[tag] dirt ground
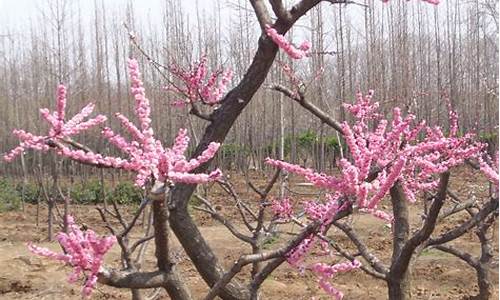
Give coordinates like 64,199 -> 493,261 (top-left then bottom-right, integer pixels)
0,167 -> 498,299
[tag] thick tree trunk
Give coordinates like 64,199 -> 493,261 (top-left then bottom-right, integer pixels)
168,3 -> 325,298
169,34 -> 279,300
131,289 -> 144,300
476,265 -> 492,300
388,183 -> 412,299
387,273 -> 412,300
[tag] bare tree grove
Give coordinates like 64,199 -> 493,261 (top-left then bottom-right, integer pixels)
0,0 -> 498,176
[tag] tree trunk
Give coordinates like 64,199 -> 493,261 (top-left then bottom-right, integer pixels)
476,264 -> 492,300
151,187 -> 192,300
387,273 -> 412,300
169,33 -> 280,300
168,4 -> 329,298
388,183 -> 412,299
131,289 -> 144,300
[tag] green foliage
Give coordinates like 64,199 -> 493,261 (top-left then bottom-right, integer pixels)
70,179 -> 107,204
188,195 -> 203,207
0,178 -> 21,212
325,136 -> 340,150
479,132 -> 498,143
15,182 -> 39,204
108,182 -> 143,205
221,143 -> 249,157
262,235 -> 280,250
297,130 -> 317,149
0,178 -> 144,207
263,131 -> 345,160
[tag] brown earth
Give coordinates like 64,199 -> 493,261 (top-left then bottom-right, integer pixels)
0,167 -> 498,299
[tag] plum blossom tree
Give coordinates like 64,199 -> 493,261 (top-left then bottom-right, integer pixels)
5,59 -> 222,188
4,0 -> 496,300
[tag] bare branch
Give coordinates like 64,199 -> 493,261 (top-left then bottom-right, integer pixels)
433,244 -> 479,267
271,84 -> 343,133
193,194 -> 254,244
427,197 -> 498,246
98,269 -> 169,289
438,198 -> 477,221
250,0 -> 273,30
333,221 -> 389,275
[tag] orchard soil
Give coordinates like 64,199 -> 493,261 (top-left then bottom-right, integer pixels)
0,167 -> 497,299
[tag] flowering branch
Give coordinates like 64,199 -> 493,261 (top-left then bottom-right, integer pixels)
5,59 -> 222,188
28,215 -> 116,297
166,55 -> 233,107
265,25 -> 311,59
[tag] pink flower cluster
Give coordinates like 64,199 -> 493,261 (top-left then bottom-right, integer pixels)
4,59 -> 222,187
100,59 -> 222,186
270,197 -> 293,220
266,89 -> 484,299
312,260 -> 361,300
166,55 -> 233,106
3,85 -> 107,162
267,90 -> 484,222
479,152 -> 499,187
28,215 -> 116,297
265,25 -> 311,60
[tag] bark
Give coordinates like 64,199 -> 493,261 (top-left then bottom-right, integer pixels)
387,173 -> 450,300
150,185 -> 192,300
387,182 -> 412,300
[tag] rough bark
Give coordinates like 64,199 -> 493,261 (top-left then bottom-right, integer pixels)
151,186 -> 192,300
387,182 -> 412,300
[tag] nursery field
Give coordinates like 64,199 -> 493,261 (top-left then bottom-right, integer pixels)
0,167 -> 497,300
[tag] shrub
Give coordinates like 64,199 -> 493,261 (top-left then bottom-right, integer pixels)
70,180 -> 107,204
15,181 -> 40,204
0,178 -> 21,211
108,182 -> 143,205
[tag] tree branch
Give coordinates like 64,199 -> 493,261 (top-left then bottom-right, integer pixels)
433,244 -> 479,267
271,84 -> 343,133
250,0 -> 273,30
333,221 -> 389,276
427,197 -> 498,246
391,172 -> 450,277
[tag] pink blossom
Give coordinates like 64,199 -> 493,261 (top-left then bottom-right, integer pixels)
286,235 -> 316,267
4,59 -> 223,188
4,85 -> 106,162
267,90 -> 483,213
271,197 -> 293,220
311,260 -> 361,300
265,25 -> 311,60
479,153 -> 499,187
28,215 -> 116,297
265,89 -> 482,298
166,55 -> 232,106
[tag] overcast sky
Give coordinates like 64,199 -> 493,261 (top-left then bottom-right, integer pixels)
0,0 -> 240,36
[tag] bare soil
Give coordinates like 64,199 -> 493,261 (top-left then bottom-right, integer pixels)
0,167 -> 498,299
